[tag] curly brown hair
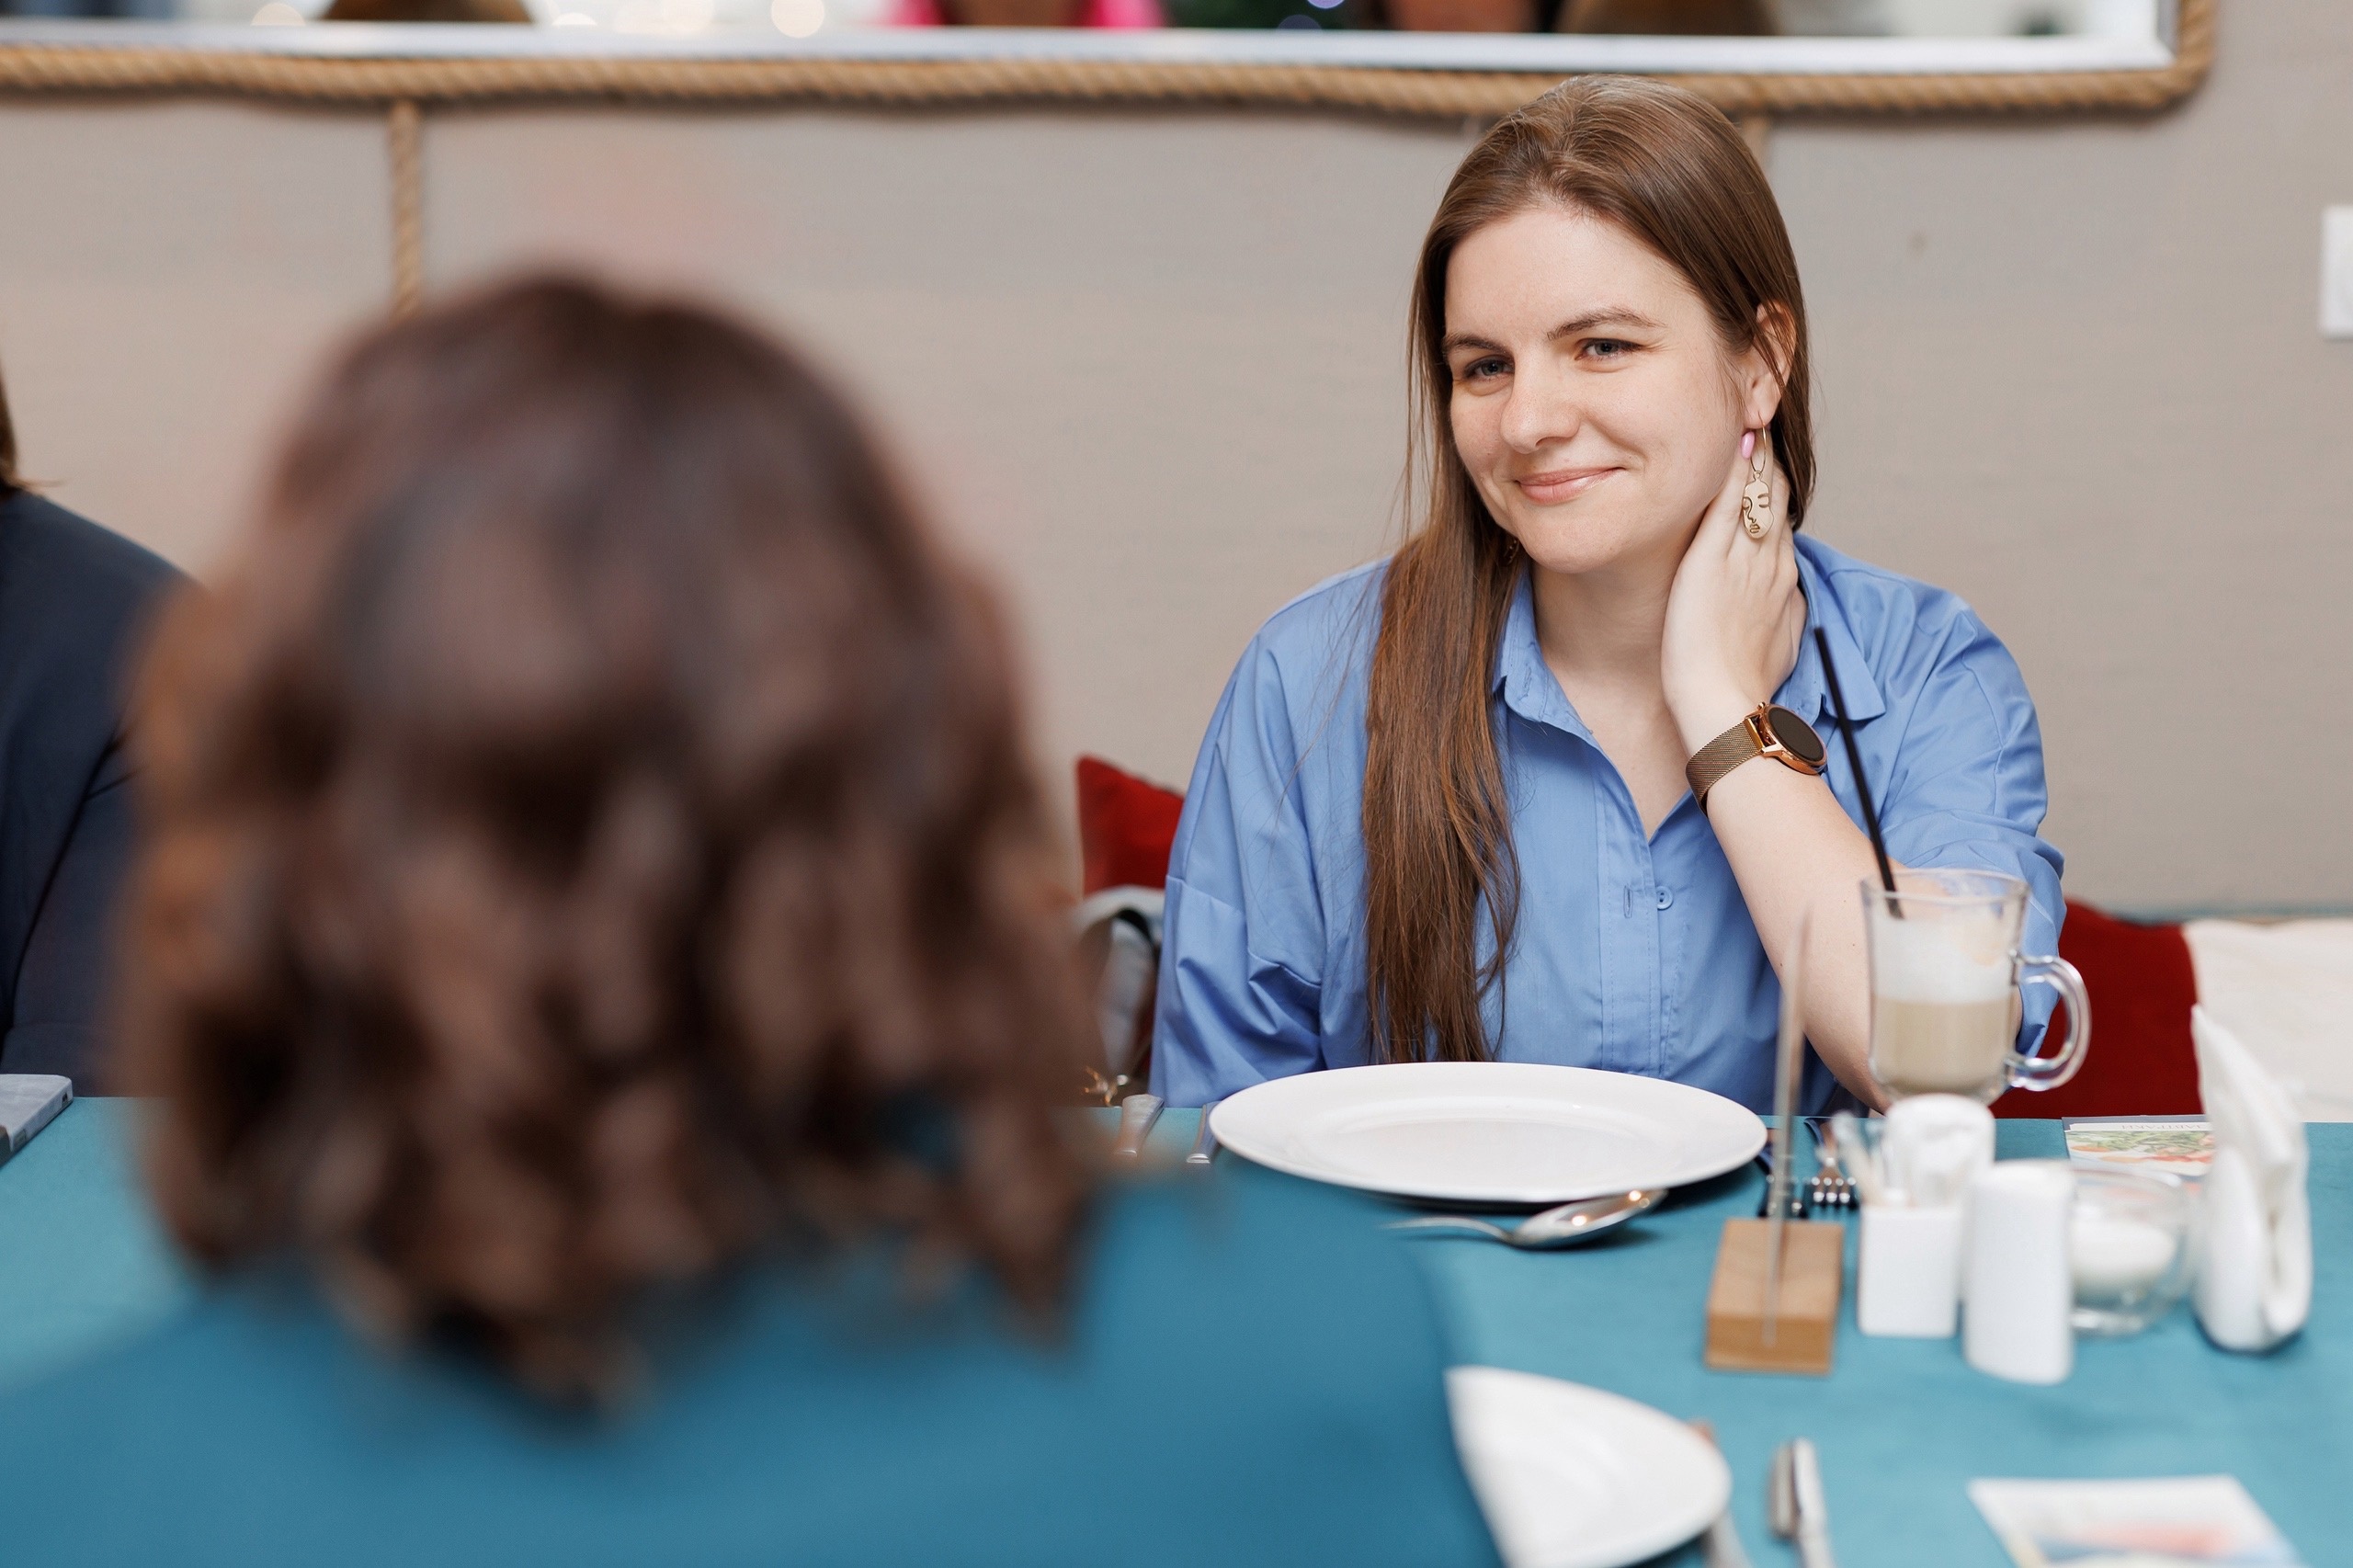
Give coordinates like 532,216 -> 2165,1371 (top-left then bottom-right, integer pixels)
124,278 -> 1096,1400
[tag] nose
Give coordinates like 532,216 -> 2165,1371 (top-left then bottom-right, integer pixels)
1496,358 -> 1581,455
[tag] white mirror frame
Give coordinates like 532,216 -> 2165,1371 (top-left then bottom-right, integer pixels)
0,0 -> 2207,115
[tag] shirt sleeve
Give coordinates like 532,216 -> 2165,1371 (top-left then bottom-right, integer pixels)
1150,636 -> 1330,1108
1874,610 -> 2068,1053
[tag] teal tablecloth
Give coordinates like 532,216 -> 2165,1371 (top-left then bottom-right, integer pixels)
5,1101 -> 2347,1565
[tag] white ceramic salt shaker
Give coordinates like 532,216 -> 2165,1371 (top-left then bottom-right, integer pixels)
1963,1161 -> 2075,1384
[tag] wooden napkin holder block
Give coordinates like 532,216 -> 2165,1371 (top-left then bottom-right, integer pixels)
1704,1219 -> 1845,1376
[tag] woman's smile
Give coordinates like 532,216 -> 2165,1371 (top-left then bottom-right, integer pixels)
1512,464 -> 1621,505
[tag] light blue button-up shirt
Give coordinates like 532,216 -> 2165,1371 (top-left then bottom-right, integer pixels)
1149,535 -> 2063,1114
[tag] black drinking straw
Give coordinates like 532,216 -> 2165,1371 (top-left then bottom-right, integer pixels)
1813,626 -> 1900,904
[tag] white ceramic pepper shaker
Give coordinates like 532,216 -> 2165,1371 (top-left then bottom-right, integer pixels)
1963,1161 -> 2076,1385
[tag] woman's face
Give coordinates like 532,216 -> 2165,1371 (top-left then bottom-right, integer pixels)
1442,203 -> 1782,580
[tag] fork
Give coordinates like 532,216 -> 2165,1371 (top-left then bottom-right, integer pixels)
1802,1118 -> 1855,1211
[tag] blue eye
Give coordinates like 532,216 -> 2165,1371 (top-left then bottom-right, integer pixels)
1585,339 -> 1633,359
1457,357 -> 1509,382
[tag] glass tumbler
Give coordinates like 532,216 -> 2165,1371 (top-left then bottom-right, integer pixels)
2070,1166 -> 2194,1335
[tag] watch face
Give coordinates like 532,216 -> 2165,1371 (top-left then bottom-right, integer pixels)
1766,706 -> 1827,767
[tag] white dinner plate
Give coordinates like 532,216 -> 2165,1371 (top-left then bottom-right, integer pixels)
1447,1367 -> 1731,1568
1208,1062 -> 1765,1205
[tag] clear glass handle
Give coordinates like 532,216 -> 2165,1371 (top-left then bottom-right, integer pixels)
2007,953 -> 2091,1092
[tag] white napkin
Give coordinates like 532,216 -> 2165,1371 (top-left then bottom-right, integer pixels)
0,1074 -> 70,1158
1882,1094 -> 1995,1206
2190,1006 -> 2312,1352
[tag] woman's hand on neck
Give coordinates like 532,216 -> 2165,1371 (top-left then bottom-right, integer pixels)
1527,524 -> 1699,836
1658,432 -> 1805,755
1522,433 -> 1802,837
1527,431 -> 1798,728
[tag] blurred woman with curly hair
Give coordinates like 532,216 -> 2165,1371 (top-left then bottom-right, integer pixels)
0,278 -> 1497,1568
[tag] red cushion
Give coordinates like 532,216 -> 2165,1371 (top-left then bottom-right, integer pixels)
1074,756 -> 1185,896
1990,900 -> 2201,1119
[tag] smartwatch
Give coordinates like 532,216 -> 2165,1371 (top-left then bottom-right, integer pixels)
1686,703 -> 1826,811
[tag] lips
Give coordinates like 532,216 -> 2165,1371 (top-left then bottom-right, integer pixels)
1513,467 -> 1620,505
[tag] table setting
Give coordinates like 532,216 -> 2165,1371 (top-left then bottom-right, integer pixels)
1101,856 -> 2335,1568
1143,1088 -> 2347,1568
0,1048 -> 2343,1566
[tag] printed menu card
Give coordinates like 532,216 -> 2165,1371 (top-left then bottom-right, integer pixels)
1971,1475 -> 2302,1568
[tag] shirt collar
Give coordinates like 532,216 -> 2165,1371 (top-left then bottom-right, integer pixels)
1486,540 -> 1885,737
1492,565 -> 1599,744
1780,540 -> 1887,726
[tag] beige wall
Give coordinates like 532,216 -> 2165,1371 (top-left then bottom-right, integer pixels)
2,4 -> 2348,912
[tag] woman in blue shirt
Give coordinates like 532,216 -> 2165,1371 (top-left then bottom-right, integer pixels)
1153,77 -> 2063,1116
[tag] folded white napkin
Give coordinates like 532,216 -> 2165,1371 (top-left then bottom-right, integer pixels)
1881,1093 -> 1995,1206
2190,1006 -> 2312,1352
2184,917 -> 2353,1119
0,1074 -> 70,1165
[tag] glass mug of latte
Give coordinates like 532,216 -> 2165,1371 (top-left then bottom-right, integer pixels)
1863,868 -> 2090,1104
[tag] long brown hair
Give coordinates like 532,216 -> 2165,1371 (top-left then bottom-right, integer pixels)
1362,76 -> 1814,1064
125,278 -> 1095,1399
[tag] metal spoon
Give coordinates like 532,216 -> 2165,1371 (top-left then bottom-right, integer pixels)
1382,1187 -> 1666,1249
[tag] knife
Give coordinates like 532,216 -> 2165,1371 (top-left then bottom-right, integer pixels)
1186,1100 -> 1222,1165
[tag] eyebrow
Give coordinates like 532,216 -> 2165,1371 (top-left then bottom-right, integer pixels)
1440,309 -> 1665,357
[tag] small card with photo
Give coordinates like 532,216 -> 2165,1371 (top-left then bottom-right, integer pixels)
2063,1115 -> 2213,1178
1971,1476 -> 2303,1568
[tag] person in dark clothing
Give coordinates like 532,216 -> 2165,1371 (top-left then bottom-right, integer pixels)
0,360 -> 186,1083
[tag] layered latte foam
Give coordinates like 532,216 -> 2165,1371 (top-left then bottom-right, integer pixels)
1868,912 -> 2016,1100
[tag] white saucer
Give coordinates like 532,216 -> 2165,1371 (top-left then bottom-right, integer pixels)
1447,1366 -> 1732,1568
1209,1062 -> 1766,1205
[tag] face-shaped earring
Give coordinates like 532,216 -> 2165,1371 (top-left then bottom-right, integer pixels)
1740,434 -> 1773,540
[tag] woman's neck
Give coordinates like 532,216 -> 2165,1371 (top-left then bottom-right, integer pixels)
1528,539 -> 1683,697
1527,528 -> 1704,835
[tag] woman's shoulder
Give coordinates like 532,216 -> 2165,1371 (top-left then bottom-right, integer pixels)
1064,1172 -> 1495,1560
1234,557 -> 1390,682
1796,534 -> 2019,683
1798,534 -> 1978,633
1199,559 -> 1389,777
0,490 -> 187,614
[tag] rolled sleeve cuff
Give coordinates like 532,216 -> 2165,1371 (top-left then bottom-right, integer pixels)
1149,876 -> 1324,1107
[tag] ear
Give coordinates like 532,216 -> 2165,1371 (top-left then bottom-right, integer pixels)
1739,302 -> 1797,431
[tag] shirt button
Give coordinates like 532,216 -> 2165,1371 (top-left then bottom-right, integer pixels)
1654,886 -> 1675,911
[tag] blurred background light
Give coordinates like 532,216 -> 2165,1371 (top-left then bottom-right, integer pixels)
770,0 -> 822,35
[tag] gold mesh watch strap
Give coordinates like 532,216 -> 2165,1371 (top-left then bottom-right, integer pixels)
1685,712 -> 1765,810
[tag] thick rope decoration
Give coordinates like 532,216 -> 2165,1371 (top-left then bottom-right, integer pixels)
0,0 -> 2211,117
388,97 -> 424,317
